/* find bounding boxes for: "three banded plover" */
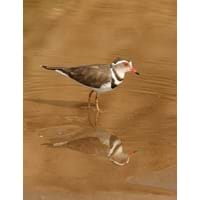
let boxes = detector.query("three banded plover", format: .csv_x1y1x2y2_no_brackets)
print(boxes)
41,57,140,111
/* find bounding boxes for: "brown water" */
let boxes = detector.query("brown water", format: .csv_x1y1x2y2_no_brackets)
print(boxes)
24,0,176,199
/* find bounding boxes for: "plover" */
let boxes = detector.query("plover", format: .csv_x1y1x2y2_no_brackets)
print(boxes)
41,57,140,111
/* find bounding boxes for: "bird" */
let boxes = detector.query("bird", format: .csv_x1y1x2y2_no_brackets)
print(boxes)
41,57,140,112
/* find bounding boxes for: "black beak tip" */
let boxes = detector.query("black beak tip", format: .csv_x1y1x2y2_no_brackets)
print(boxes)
135,72,140,75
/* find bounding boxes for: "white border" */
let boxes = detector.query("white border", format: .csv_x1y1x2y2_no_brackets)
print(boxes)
0,1,23,200
178,0,200,199
1,0,200,199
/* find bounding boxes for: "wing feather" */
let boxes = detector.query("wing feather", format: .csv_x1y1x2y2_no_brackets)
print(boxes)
67,64,111,88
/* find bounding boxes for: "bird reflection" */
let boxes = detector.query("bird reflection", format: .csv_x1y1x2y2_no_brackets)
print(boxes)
44,129,136,166
42,107,136,166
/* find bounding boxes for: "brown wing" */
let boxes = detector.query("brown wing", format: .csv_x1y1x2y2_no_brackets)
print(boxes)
66,64,111,88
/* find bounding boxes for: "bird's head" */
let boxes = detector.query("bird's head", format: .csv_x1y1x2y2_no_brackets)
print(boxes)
109,150,138,166
112,57,140,76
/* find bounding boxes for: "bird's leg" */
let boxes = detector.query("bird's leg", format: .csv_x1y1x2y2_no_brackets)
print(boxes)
88,90,94,109
95,110,100,127
95,92,101,112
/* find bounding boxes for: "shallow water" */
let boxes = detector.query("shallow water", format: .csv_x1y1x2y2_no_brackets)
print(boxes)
24,0,176,199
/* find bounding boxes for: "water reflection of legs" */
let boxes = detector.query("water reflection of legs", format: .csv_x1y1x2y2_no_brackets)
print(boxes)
88,107,100,128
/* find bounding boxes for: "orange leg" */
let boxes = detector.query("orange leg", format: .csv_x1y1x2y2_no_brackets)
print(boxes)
95,92,101,112
88,90,94,108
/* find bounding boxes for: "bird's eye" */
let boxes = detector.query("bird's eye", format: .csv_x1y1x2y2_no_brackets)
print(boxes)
123,61,129,66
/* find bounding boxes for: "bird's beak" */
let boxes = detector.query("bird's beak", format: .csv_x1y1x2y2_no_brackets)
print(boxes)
131,67,140,75
129,150,138,157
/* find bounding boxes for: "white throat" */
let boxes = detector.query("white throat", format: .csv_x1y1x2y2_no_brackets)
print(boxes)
115,68,126,79
110,68,124,86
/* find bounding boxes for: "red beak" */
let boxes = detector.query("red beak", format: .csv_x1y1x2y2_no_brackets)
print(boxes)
131,67,140,75
129,150,138,157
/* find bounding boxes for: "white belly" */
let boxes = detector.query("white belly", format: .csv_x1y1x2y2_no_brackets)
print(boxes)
93,82,113,93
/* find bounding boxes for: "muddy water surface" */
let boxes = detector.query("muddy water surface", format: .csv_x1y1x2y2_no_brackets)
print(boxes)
24,0,176,199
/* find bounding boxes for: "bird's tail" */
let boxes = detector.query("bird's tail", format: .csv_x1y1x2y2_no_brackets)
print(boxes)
41,65,70,76
41,65,62,70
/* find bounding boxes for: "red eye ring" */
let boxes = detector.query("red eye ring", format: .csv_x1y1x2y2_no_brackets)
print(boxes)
122,61,129,66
